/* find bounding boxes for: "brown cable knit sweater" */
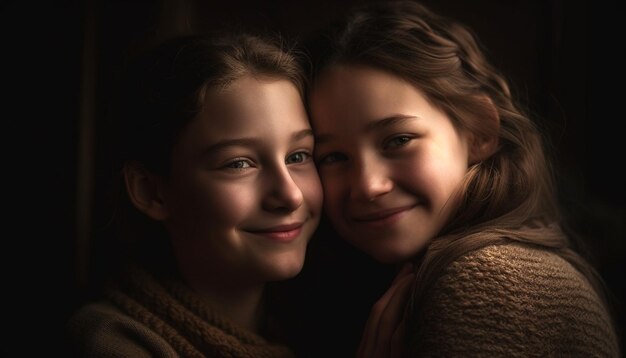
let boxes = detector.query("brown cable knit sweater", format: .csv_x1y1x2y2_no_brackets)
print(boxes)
66,267,295,358
407,242,620,357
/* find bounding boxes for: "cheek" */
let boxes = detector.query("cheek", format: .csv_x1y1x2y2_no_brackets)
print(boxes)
293,167,323,215
319,171,344,215
177,177,258,228
402,149,467,206
206,182,261,225
208,185,256,223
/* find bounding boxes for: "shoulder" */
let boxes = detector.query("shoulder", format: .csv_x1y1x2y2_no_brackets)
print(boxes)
445,242,591,292
410,242,619,357
440,243,601,305
66,300,178,358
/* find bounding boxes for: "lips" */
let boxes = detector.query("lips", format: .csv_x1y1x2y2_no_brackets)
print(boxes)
253,222,303,232
246,222,304,242
352,205,416,222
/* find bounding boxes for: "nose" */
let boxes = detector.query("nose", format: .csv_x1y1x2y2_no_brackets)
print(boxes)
350,156,393,201
262,164,304,213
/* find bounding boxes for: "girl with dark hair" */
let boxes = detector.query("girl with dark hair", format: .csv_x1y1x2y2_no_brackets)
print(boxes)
67,33,322,357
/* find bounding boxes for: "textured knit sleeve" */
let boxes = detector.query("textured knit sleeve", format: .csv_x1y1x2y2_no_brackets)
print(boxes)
66,301,179,358
407,243,620,358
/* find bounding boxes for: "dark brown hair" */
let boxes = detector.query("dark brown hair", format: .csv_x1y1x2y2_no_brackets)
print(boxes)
97,32,307,285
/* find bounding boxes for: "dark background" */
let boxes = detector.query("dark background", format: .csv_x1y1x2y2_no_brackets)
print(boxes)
2,0,623,356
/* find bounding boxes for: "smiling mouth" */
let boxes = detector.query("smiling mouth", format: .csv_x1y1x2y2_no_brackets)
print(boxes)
246,222,304,242
352,205,416,224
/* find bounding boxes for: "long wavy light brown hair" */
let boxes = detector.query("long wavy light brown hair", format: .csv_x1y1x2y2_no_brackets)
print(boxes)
307,0,614,341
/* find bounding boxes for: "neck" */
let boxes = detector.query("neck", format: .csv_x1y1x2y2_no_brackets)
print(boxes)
181,270,266,333
205,284,266,333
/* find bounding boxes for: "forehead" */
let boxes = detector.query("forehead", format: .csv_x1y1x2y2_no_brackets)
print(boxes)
176,76,310,150
212,76,308,129
310,65,428,129
315,65,408,93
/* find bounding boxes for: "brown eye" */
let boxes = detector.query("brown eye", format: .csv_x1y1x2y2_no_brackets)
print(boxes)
286,151,310,164
225,159,252,169
385,135,412,149
317,152,347,165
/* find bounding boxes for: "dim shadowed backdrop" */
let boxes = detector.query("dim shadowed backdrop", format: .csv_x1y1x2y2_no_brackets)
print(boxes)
2,0,623,356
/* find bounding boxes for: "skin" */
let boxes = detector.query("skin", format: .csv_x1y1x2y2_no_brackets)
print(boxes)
310,65,479,356
157,75,322,330
310,65,473,265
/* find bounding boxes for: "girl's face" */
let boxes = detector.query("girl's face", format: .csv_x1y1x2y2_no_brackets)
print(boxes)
161,76,322,288
310,65,471,264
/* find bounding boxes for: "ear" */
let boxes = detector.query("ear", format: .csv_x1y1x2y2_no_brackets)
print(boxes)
469,96,500,164
123,161,168,221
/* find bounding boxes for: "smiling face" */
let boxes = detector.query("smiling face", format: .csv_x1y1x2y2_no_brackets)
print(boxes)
310,65,471,263
160,75,322,288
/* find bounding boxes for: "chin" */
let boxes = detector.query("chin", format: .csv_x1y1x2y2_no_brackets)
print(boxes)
360,244,414,264
264,256,305,282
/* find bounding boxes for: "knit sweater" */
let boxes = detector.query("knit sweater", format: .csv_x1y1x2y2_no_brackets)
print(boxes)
407,242,620,357
66,267,295,358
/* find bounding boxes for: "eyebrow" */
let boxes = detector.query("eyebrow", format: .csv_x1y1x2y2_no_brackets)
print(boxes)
293,128,314,141
316,115,419,145
204,128,314,153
